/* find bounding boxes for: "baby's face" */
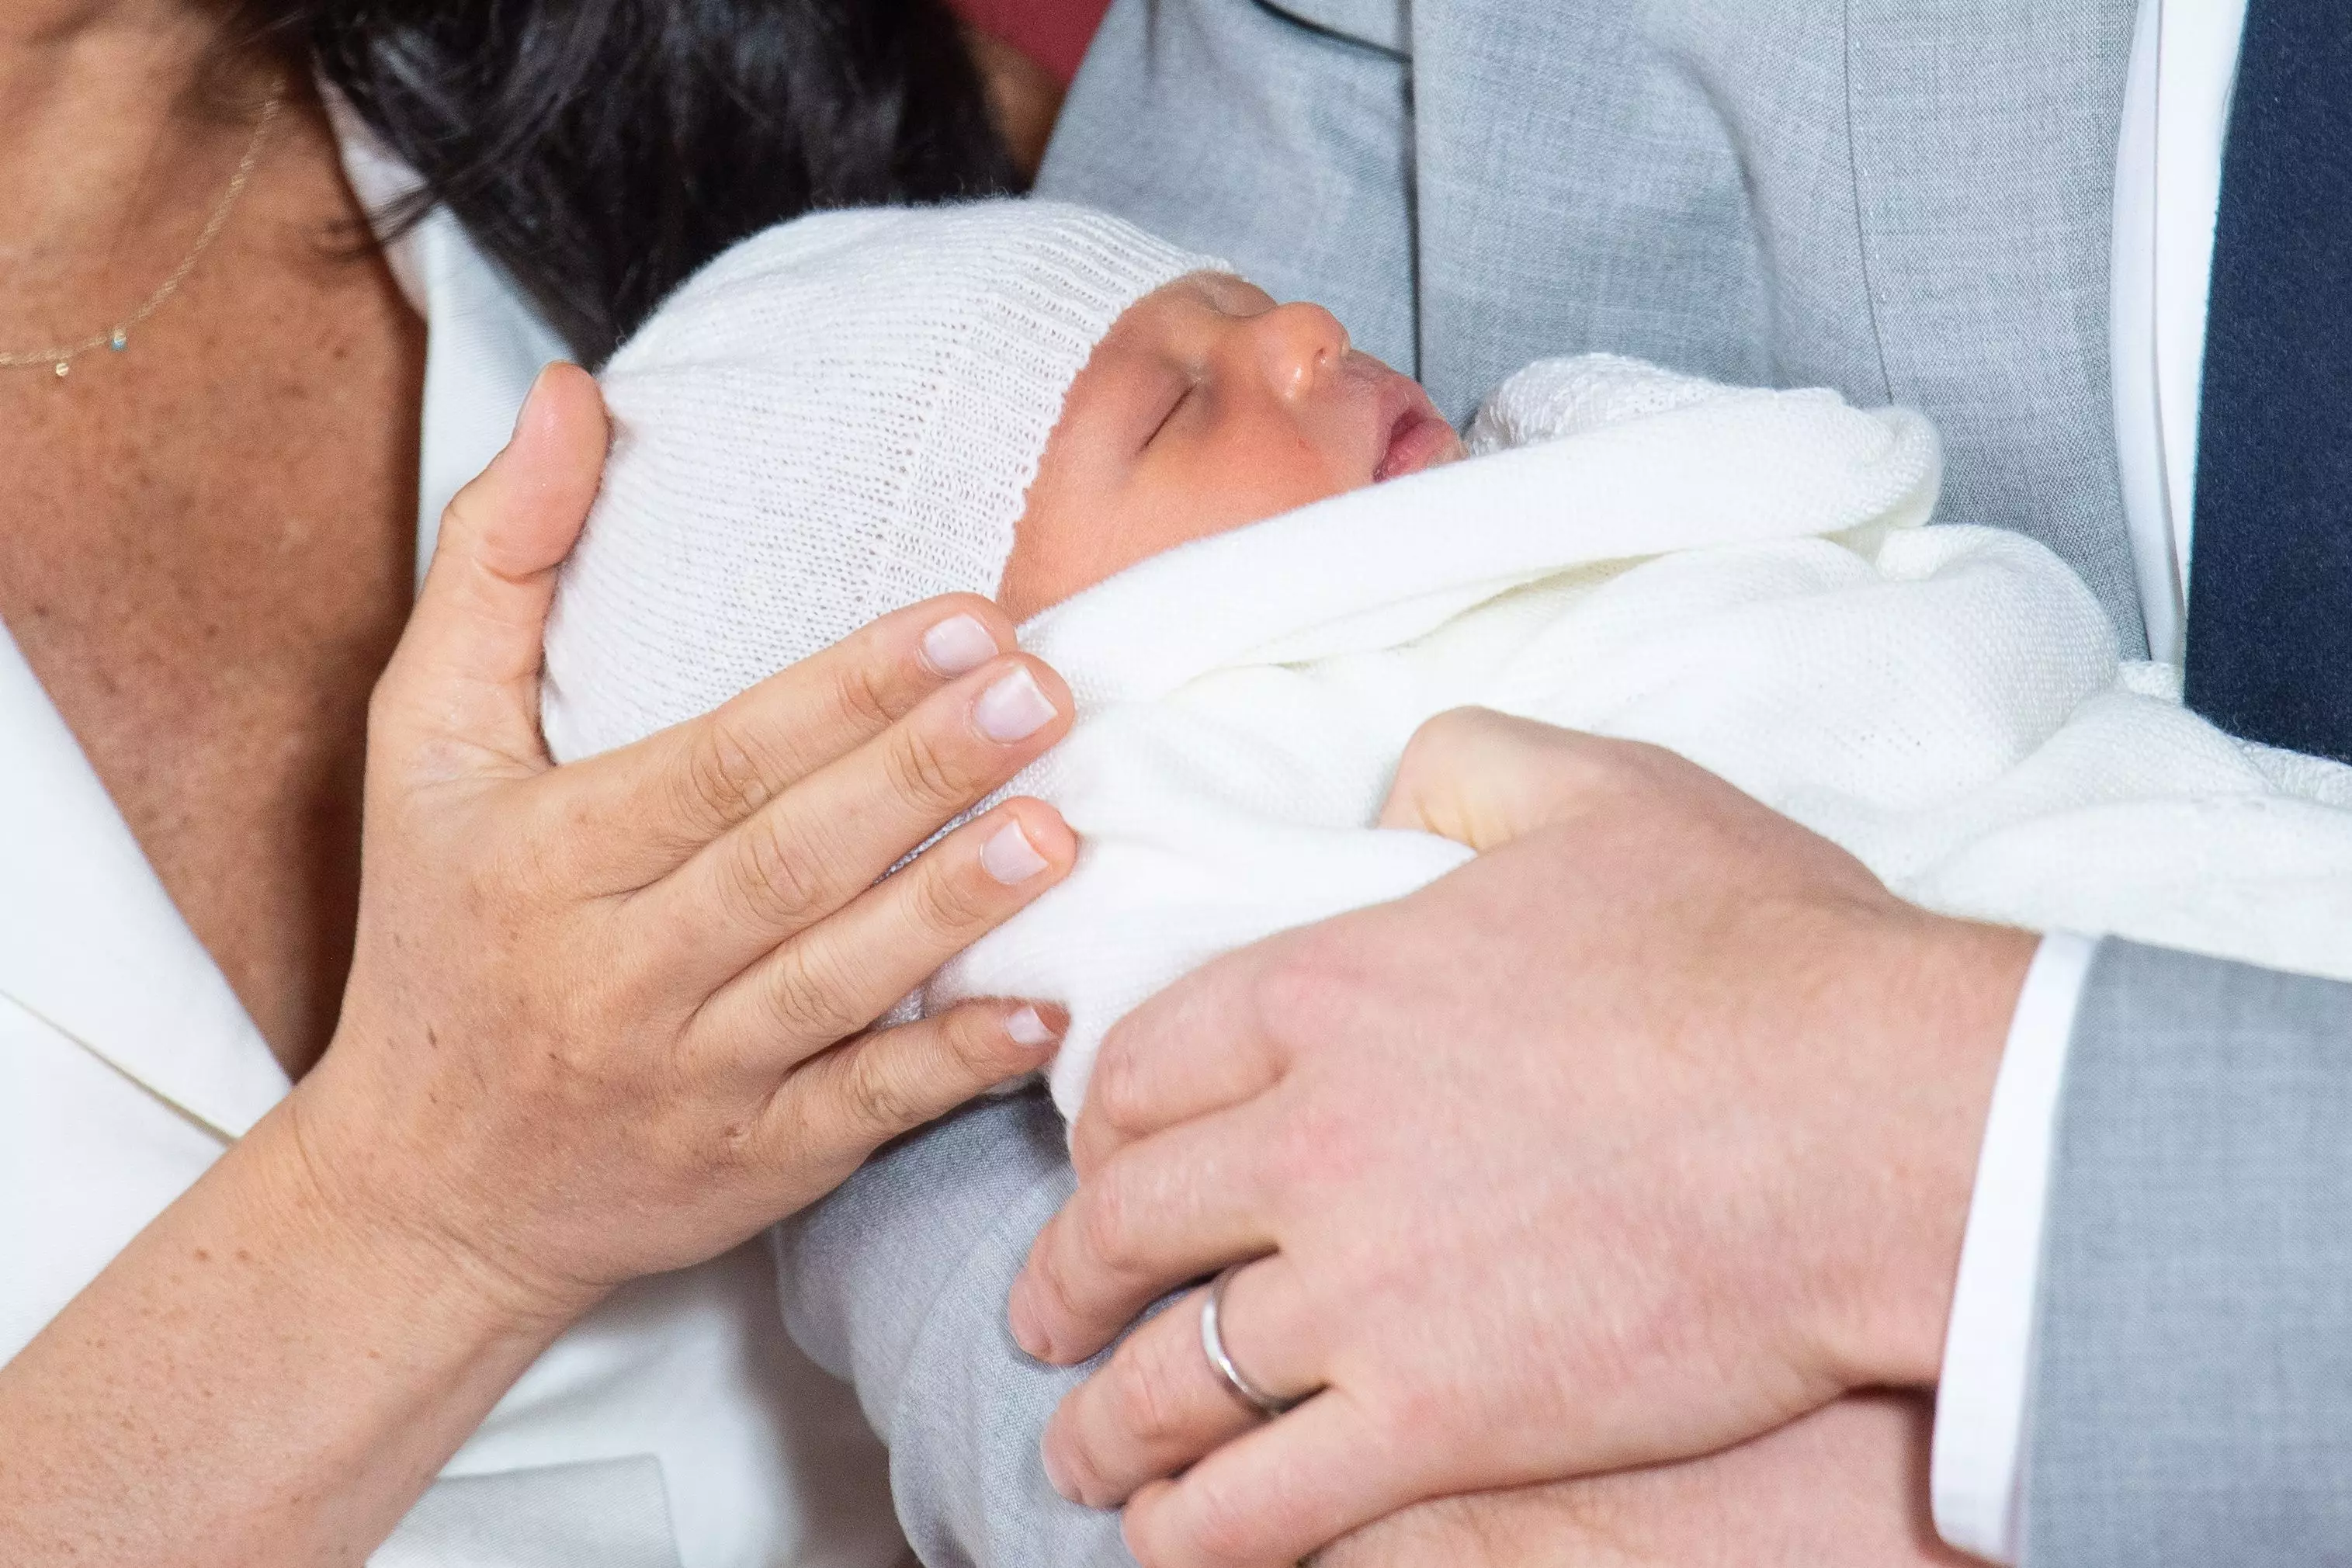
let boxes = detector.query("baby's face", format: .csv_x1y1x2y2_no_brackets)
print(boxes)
998,274,1465,618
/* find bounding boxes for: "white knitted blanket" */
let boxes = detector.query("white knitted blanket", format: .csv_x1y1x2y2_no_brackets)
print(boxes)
921,356,2352,1116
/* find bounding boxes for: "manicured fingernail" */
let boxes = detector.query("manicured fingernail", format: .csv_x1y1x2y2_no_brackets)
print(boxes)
982,820,1051,885
511,360,573,437
1005,1004,1063,1049
974,665,1058,743
1040,1438,1080,1504
921,612,1000,677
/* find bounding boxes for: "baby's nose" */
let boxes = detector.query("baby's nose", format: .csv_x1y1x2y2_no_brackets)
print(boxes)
1251,302,1352,401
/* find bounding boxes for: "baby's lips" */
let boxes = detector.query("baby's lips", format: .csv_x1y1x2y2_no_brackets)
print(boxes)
1374,376,1466,483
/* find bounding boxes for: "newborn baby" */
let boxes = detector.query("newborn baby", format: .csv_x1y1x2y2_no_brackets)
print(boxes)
546,199,2352,1117
1000,270,1464,619
542,199,1461,762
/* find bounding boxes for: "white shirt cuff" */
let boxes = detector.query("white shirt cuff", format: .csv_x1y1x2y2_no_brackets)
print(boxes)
1929,930,2100,1564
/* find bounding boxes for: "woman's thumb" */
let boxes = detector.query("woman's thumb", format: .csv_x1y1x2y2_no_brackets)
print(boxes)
378,363,609,782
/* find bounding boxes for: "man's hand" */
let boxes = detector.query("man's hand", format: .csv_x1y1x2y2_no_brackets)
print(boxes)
1005,710,2035,1567
1316,1392,1974,1568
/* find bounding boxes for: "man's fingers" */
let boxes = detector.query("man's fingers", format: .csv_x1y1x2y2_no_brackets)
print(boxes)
1119,1392,1414,1568
1071,944,1293,1175
634,653,1072,980
687,797,1077,1074
763,997,1068,1171
1011,1104,1281,1364
1042,1256,1319,1509
378,363,608,780
559,595,1022,880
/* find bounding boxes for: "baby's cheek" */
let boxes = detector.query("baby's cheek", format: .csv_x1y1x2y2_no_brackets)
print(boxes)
1004,426,1365,616
1160,425,1361,540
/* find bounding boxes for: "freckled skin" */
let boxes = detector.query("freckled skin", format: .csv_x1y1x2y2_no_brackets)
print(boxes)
997,275,1462,619
0,78,424,1081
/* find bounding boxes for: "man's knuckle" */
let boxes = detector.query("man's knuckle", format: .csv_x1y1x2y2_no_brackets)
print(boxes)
1264,1099,1348,1195
1121,1490,1187,1568
1249,945,1344,1049
1026,1232,1087,1331
1180,1477,1264,1568
1091,1045,1149,1133
1075,1172,1143,1276
1113,1344,1188,1445
1379,1377,1452,1446
1052,1438,1112,1511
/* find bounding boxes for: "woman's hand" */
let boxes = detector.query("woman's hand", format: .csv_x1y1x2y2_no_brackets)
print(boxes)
0,364,1078,1566
297,360,1080,1314
1005,707,2031,1567
1314,1393,1972,1568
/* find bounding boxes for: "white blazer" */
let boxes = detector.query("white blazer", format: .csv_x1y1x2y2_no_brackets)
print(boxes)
0,106,905,1568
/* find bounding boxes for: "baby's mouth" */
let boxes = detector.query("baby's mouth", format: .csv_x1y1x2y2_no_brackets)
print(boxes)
1372,376,1466,484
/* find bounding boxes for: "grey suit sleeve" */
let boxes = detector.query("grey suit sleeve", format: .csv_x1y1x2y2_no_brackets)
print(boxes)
2028,939,2352,1564
773,1090,1133,1568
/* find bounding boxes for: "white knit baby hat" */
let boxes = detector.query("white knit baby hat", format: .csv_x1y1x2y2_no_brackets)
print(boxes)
540,199,1224,762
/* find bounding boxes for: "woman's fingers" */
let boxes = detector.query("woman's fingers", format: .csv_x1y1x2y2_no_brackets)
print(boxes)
1011,1101,1282,1365
639,654,1073,986
765,997,1070,1174
376,363,609,782
562,595,1022,883
689,797,1077,1077
1042,1256,1320,1510
1119,1393,1409,1568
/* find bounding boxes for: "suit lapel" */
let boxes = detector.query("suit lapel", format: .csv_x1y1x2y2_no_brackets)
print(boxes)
1255,0,1404,55
0,621,287,1143
0,111,558,1150
1845,0,2149,652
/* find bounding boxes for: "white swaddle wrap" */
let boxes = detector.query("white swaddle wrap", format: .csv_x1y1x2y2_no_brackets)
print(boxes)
924,356,2352,1116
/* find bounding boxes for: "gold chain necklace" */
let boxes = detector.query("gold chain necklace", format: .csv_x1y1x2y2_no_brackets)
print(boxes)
2,81,286,380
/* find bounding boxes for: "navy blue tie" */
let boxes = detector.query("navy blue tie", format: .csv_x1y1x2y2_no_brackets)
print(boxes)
2184,0,2352,763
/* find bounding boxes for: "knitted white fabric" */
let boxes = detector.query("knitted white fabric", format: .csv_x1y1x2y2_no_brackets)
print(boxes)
918,356,2352,1117
540,200,1223,762
1463,350,1730,454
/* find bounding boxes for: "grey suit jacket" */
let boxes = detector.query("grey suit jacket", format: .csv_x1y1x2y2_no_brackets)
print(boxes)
779,4,2352,1563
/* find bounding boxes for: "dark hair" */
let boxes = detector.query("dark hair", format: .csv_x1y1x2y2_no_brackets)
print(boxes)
235,0,1017,364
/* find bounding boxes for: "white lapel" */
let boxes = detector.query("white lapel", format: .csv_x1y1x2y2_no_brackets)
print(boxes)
0,101,563,1146
0,623,288,1142
328,90,569,586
